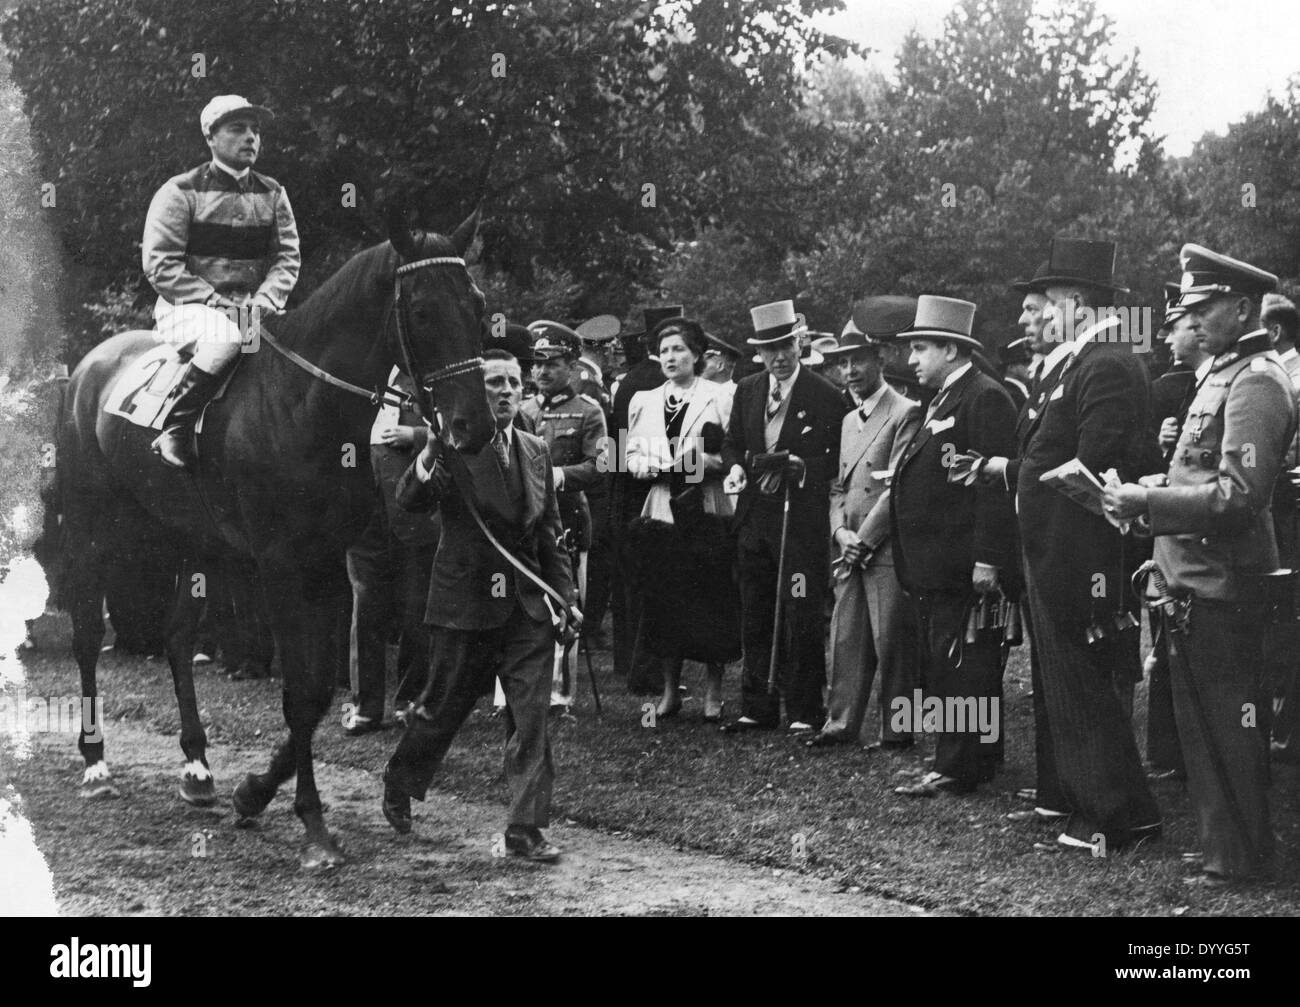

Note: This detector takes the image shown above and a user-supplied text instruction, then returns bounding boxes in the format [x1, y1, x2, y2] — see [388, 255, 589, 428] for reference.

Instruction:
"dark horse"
[49, 210, 494, 867]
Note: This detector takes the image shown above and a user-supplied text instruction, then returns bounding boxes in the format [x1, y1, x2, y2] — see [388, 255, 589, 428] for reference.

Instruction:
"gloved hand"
[784, 454, 807, 484]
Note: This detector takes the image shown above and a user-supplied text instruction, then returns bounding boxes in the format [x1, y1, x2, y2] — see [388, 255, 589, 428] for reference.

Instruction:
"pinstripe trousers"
[1025, 565, 1161, 846]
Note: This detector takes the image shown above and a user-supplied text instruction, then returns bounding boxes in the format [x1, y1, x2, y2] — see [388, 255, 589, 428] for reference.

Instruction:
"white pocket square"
[1049, 384, 1064, 401]
[801, 425, 812, 435]
[927, 416, 955, 434]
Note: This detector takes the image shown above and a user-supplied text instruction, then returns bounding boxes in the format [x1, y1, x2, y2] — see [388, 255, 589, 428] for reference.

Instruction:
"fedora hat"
[748, 300, 809, 346]
[898, 295, 982, 353]
[1032, 237, 1130, 295]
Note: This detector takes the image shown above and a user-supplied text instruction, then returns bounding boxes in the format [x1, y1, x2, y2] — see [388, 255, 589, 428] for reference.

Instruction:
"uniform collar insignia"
[542, 386, 574, 408]
[1212, 330, 1271, 372]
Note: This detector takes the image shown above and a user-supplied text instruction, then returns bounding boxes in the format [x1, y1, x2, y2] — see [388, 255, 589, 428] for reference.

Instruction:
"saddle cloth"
[105, 306, 245, 429]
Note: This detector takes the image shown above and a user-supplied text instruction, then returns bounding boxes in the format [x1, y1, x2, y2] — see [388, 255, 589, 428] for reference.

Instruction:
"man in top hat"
[1011, 261, 1053, 389]
[1106, 245, 1295, 883]
[887, 297, 1017, 794]
[807, 299, 922, 751]
[980, 237, 1161, 851]
[143, 94, 300, 469]
[610, 305, 684, 685]
[719, 301, 849, 733]
[523, 322, 609, 712]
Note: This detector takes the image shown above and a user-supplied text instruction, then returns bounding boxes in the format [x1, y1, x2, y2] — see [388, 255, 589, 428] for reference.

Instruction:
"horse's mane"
[274, 232, 460, 344]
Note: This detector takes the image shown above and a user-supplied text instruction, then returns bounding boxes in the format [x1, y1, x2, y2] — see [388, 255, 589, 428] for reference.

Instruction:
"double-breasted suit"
[824, 385, 922, 743]
[384, 429, 575, 828]
[722, 365, 849, 725]
[891, 364, 1017, 786]
[1015, 330, 1161, 845]
[1147, 330, 1297, 878]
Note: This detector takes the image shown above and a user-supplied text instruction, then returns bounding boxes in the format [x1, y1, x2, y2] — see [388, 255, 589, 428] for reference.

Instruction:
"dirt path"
[3, 720, 932, 917]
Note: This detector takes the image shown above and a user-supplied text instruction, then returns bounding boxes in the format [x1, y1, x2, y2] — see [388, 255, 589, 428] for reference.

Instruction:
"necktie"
[767, 383, 783, 419]
[493, 430, 510, 471]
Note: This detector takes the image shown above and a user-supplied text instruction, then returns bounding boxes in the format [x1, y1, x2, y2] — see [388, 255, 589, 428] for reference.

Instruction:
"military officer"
[572, 316, 621, 640]
[1106, 245, 1296, 885]
[523, 323, 609, 710]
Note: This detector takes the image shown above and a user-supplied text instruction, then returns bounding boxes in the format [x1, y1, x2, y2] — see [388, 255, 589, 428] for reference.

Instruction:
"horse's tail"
[33, 376, 69, 611]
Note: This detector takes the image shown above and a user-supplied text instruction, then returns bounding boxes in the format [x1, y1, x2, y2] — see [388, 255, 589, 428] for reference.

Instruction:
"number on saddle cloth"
[104, 304, 244, 429]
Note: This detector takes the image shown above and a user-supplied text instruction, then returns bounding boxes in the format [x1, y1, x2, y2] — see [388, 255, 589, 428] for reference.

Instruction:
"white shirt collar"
[497, 422, 515, 447]
[211, 158, 251, 182]
[939, 362, 972, 393]
[768, 363, 801, 398]
[856, 381, 888, 424]
[1040, 315, 1122, 373]
[1279, 346, 1299, 365]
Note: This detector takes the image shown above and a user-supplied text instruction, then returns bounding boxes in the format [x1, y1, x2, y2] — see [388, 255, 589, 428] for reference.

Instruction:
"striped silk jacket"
[142, 160, 300, 312]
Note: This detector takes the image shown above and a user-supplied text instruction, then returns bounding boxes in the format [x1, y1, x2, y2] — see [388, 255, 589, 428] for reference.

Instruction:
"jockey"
[142, 94, 301, 469]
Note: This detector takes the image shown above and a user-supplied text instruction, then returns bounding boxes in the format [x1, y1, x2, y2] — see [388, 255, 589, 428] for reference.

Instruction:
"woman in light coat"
[625, 318, 739, 720]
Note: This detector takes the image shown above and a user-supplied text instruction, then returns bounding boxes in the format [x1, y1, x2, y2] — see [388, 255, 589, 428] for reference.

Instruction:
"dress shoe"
[895, 772, 974, 797]
[805, 731, 848, 749]
[382, 782, 412, 834]
[1006, 807, 1068, 823]
[720, 717, 776, 734]
[654, 700, 682, 721]
[866, 738, 915, 753]
[787, 721, 816, 734]
[1182, 871, 1231, 888]
[702, 701, 725, 724]
[505, 826, 561, 862]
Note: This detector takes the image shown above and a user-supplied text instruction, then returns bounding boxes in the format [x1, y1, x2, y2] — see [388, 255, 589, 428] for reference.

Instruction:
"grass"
[13, 611, 1300, 916]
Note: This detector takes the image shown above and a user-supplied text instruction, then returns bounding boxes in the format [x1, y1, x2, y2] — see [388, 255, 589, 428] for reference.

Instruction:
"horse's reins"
[265, 252, 578, 628]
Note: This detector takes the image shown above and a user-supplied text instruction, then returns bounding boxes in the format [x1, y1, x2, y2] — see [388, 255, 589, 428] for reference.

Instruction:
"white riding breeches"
[154, 300, 253, 374]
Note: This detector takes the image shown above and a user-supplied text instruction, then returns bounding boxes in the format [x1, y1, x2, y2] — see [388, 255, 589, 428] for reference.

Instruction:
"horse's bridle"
[392, 255, 484, 424]
[258, 254, 484, 417]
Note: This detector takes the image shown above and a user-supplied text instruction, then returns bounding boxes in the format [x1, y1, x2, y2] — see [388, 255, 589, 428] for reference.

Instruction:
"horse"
[47, 209, 495, 868]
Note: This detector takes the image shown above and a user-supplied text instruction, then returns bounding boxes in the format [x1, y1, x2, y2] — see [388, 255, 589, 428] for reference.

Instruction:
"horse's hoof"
[300, 839, 346, 871]
[79, 761, 120, 800]
[178, 763, 217, 807]
[231, 773, 271, 820]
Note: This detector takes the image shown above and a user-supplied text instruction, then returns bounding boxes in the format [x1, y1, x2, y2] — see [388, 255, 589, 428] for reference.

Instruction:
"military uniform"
[1143, 246, 1297, 881]
[521, 385, 608, 551]
[522, 333, 609, 708]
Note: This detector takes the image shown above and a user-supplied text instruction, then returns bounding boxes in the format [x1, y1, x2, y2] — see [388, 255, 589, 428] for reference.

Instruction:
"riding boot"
[151, 362, 221, 471]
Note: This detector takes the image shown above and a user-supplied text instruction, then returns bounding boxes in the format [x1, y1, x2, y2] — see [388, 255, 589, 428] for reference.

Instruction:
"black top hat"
[1010, 261, 1051, 294]
[1031, 237, 1129, 294]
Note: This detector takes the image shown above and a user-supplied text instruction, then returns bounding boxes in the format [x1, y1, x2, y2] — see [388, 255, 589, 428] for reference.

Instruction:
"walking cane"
[767, 478, 794, 695]
[563, 532, 603, 716]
